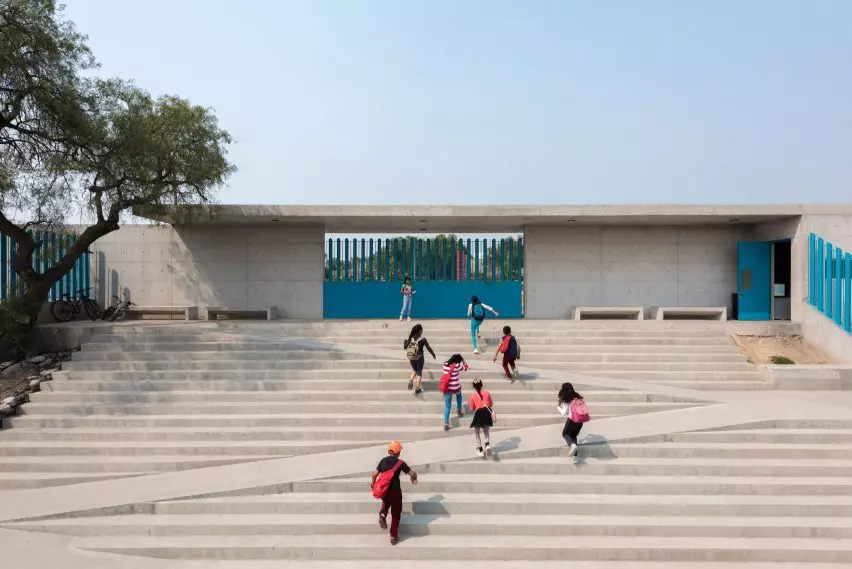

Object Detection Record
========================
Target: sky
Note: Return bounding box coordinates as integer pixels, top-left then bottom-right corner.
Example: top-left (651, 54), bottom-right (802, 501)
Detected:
top-left (63, 0), bottom-right (852, 206)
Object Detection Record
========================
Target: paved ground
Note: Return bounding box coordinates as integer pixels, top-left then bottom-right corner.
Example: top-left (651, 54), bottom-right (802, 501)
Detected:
top-left (1, 321), bottom-right (851, 567)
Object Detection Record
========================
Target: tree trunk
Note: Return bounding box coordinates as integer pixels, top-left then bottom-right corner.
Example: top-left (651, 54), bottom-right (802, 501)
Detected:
top-left (20, 278), bottom-right (53, 327)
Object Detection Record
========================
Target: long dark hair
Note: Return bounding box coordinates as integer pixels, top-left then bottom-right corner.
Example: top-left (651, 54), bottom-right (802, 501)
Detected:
top-left (445, 353), bottom-right (464, 366)
top-left (404, 324), bottom-right (423, 348)
top-left (558, 382), bottom-right (582, 404)
top-left (471, 295), bottom-right (480, 304)
top-left (472, 378), bottom-right (484, 395)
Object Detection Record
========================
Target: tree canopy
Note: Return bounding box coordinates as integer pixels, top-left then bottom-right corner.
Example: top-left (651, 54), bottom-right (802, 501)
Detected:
top-left (0, 0), bottom-right (233, 321)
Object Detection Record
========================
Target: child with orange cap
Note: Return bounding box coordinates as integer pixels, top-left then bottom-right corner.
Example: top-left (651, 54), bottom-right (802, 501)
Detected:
top-left (371, 440), bottom-right (418, 545)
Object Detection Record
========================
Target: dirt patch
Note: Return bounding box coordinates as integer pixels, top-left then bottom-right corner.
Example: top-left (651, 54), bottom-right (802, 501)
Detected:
top-left (732, 335), bottom-right (834, 365)
top-left (1, 377), bottom-right (30, 399)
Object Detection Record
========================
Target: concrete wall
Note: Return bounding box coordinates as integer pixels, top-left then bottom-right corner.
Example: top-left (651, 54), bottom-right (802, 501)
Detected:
top-left (89, 224), bottom-right (324, 319)
top-left (523, 225), bottom-right (748, 319)
top-left (795, 214), bottom-right (852, 362)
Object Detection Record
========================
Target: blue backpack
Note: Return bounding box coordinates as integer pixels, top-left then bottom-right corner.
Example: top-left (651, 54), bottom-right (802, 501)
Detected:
top-left (472, 303), bottom-right (485, 321)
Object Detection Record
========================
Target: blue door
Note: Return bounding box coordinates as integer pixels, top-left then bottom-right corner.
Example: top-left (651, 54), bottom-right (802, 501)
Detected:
top-left (737, 241), bottom-right (771, 321)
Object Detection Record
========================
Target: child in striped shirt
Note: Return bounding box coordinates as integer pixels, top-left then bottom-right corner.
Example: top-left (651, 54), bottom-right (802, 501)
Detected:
top-left (440, 353), bottom-right (469, 431)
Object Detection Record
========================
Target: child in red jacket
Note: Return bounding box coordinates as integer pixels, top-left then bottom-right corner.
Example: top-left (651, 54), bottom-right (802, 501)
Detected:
top-left (493, 325), bottom-right (520, 380)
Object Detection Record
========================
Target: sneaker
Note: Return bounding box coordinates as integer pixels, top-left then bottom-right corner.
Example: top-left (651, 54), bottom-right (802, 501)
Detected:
top-left (512, 368), bottom-right (520, 380)
top-left (473, 349), bottom-right (480, 355)
top-left (569, 443), bottom-right (578, 457)
top-left (390, 537), bottom-right (399, 546)
top-left (572, 455), bottom-right (580, 465)
top-left (406, 317), bottom-right (412, 322)
top-left (414, 388), bottom-right (422, 395)
top-left (476, 447), bottom-right (484, 458)
top-left (399, 316), bottom-right (404, 321)
top-left (457, 410), bottom-right (464, 418)
top-left (484, 443), bottom-right (492, 456)
top-left (443, 424), bottom-right (450, 432)
top-left (407, 380), bottom-right (413, 390)
top-left (378, 515), bottom-right (388, 531)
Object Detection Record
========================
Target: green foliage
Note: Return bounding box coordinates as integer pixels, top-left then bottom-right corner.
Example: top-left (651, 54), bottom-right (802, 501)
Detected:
top-left (770, 355), bottom-right (795, 365)
top-left (0, 292), bottom-right (30, 361)
top-left (0, 0), bottom-right (234, 321)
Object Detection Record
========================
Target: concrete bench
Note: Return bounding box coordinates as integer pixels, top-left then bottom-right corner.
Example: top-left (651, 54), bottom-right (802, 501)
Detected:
top-left (125, 305), bottom-right (199, 321)
top-left (205, 306), bottom-right (278, 321)
top-left (573, 307), bottom-right (644, 320)
top-left (654, 307), bottom-right (727, 321)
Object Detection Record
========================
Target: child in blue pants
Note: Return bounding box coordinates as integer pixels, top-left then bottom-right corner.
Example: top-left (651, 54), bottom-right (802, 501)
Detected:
top-left (467, 296), bottom-right (499, 354)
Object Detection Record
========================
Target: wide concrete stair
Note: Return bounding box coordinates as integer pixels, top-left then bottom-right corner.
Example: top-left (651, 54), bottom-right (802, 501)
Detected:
top-left (0, 322), bottom-right (701, 490)
top-left (7, 419), bottom-right (852, 564)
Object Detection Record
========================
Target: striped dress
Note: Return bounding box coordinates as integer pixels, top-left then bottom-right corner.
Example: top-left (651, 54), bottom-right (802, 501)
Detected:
top-left (442, 361), bottom-right (469, 393)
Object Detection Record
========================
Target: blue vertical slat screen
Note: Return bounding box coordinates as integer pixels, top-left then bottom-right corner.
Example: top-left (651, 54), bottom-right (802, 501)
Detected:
top-left (324, 236), bottom-right (524, 318)
top-left (809, 232), bottom-right (852, 336)
top-left (1, 230), bottom-right (90, 301)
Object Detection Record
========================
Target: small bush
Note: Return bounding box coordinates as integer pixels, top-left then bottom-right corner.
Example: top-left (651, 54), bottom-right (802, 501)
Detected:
top-left (770, 355), bottom-right (795, 365)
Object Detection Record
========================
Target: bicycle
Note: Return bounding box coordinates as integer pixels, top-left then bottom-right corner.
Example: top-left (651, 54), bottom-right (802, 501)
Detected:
top-left (103, 291), bottom-right (135, 322)
top-left (51, 288), bottom-right (101, 322)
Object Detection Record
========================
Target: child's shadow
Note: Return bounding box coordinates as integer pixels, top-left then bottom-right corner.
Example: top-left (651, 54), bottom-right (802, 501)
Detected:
top-left (488, 436), bottom-right (522, 462)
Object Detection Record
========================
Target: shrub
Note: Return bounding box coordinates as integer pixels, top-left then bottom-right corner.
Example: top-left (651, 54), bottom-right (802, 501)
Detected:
top-left (0, 294), bottom-right (31, 362)
top-left (770, 355), bottom-right (795, 365)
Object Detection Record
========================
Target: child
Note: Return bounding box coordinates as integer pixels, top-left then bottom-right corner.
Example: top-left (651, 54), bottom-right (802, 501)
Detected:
top-left (493, 325), bottom-right (520, 381)
top-left (469, 379), bottom-right (495, 458)
top-left (440, 353), bottom-right (469, 431)
top-left (372, 440), bottom-right (418, 546)
top-left (404, 324), bottom-right (436, 394)
top-left (467, 295), bottom-right (499, 354)
top-left (557, 382), bottom-right (590, 464)
top-left (399, 276), bottom-right (415, 321)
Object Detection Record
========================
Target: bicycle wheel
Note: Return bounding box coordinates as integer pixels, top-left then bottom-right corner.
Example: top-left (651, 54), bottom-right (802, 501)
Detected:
top-left (51, 300), bottom-right (73, 322)
top-left (82, 299), bottom-right (101, 321)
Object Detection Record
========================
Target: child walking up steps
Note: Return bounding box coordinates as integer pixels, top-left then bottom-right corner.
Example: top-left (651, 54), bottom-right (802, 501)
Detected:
top-left (469, 379), bottom-right (495, 458)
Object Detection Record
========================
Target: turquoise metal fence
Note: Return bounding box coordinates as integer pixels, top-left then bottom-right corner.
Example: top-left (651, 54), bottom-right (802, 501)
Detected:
top-left (0, 231), bottom-right (91, 302)
top-left (808, 232), bottom-right (852, 334)
top-left (324, 237), bottom-right (524, 318)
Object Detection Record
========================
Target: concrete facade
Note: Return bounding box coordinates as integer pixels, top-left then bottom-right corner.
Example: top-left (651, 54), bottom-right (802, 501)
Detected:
top-left (89, 225), bottom-right (324, 319)
top-left (523, 225), bottom-right (747, 319)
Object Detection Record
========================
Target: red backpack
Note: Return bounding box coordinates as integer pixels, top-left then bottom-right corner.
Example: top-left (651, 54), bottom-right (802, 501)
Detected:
top-left (569, 399), bottom-right (591, 423)
top-left (439, 372), bottom-right (451, 393)
top-left (372, 460), bottom-right (404, 499)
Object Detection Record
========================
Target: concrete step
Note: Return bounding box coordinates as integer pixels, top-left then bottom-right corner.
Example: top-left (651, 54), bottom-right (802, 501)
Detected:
top-left (74, 350), bottom-right (748, 364)
top-left (661, 429), bottom-right (852, 445)
top-left (0, 440), bottom-right (377, 457)
top-left (66, 534), bottom-right (852, 562)
top-left (13, 513), bottom-right (852, 539)
top-left (642, 380), bottom-right (770, 391)
top-left (579, 442), bottom-right (852, 461)
top-left (91, 329), bottom-right (734, 339)
top-left (18, 400), bottom-right (694, 416)
top-left (5, 413), bottom-right (572, 429)
top-left (293, 473), bottom-right (852, 496)
top-left (30, 389), bottom-right (685, 404)
top-left (0, 455), bottom-right (280, 473)
top-left (82, 341), bottom-right (743, 354)
top-left (417, 457), bottom-right (852, 478)
top-left (580, 370), bottom-right (766, 381)
top-left (52, 369), bottom-right (567, 382)
top-left (155, 492), bottom-right (852, 518)
top-left (40, 380), bottom-right (625, 395)
top-left (0, 426), bottom-right (515, 443)
top-left (0, 472), bottom-right (140, 490)
top-left (62, 360), bottom-right (754, 372)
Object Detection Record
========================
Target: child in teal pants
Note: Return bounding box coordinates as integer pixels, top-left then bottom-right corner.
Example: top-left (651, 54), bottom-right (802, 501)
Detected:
top-left (467, 296), bottom-right (499, 354)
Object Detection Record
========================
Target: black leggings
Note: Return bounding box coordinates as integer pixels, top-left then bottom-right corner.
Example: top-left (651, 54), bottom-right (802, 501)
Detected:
top-left (562, 418), bottom-right (583, 446)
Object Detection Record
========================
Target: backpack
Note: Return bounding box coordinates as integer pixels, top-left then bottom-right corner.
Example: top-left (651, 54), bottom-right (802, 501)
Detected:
top-left (406, 339), bottom-right (421, 361)
top-left (569, 399), bottom-right (591, 423)
top-left (439, 372), bottom-right (451, 393)
top-left (472, 303), bottom-right (485, 321)
top-left (500, 335), bottom-right (518, 358)
top-left (372, 459), bottom-right (404, 499)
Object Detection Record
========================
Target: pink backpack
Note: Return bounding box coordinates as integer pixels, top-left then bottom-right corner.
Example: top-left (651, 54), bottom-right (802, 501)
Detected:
top-left (569, 399), bottom-right (590, 423)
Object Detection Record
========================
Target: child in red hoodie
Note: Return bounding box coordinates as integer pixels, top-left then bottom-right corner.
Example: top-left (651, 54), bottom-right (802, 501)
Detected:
top-left (493, 325), bottom-right (520, 381)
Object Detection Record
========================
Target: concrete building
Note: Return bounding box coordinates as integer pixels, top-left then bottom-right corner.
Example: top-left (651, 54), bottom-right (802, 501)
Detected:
top-left (48, 204), bottom-right (852, 360)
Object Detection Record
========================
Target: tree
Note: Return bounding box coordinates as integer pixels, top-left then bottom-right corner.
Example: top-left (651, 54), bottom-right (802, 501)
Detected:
top-left (0, 0), bottom-right (233, 327)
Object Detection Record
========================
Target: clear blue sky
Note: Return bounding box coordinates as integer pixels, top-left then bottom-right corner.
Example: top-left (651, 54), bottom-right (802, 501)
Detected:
top-left (65, 0), bottom-right (851, 205)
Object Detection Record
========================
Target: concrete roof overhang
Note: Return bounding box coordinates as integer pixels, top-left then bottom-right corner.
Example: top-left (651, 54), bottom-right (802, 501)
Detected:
top-left (133, 204), bottom-right (849, 233)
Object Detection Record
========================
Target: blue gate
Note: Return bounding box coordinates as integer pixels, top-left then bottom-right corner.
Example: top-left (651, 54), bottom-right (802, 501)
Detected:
top-left (323, 236), bottom-right (523, 319)
top-left (1, 231), bottom-right (90, 302)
